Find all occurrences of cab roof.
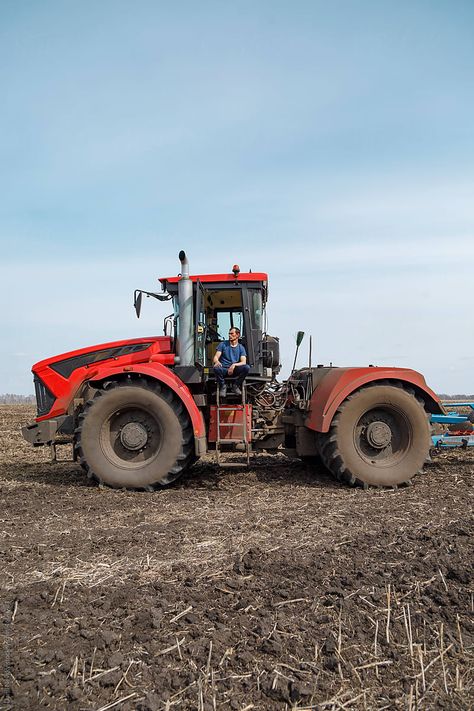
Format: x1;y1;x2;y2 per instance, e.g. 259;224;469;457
159;272;268;287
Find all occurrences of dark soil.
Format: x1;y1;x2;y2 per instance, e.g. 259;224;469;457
1;405;473;710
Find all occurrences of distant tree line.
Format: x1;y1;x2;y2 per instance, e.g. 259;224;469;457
1;393;473;405
0;394;35;404
438;394;474;401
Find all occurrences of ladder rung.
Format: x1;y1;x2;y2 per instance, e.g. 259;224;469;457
218;462;249;468
216;407;246;412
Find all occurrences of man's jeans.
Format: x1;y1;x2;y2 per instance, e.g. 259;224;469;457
214;364;250;388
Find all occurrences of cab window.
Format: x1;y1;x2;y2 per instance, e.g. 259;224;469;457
216;310;244;338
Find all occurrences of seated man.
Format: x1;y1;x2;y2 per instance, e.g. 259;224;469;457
213;327;250;398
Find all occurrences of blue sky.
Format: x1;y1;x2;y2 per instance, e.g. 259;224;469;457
1;1;473;395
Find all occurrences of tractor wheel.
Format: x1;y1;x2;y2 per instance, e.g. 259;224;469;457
318;382;430;488
74;380;195;489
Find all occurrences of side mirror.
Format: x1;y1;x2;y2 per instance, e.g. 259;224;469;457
134;288;171;318
134;290;143;319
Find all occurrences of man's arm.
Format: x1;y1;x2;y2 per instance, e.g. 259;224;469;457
238;344;247;365
228;347;246;373
213;346;223;367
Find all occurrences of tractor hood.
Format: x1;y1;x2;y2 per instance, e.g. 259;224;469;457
32;336;172;379
30;336;175;421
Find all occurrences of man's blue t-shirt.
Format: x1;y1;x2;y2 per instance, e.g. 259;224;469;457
217;341;246;368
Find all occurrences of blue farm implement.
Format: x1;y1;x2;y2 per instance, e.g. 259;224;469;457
431;403;474;449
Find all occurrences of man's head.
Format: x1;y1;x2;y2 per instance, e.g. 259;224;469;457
229;327;240;344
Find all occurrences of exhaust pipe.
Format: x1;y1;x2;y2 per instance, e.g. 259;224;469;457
177;250;194;367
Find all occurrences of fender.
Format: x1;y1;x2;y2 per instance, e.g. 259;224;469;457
87;361;207;439
306;367;444;433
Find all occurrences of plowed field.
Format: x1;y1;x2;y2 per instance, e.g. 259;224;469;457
1;405;473;710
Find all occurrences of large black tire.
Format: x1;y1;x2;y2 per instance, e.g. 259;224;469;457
74;380;195;489
317;382;430;488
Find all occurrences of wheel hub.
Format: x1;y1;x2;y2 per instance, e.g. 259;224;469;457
120;422;148;451
365;421;392;449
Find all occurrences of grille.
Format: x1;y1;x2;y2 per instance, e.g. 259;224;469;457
34;376;56;417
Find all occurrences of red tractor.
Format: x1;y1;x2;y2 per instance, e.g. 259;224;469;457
22;251;443;489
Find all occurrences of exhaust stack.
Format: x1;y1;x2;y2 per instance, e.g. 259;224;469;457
177;250;194;367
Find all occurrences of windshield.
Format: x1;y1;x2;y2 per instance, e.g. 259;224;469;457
216;310;244;338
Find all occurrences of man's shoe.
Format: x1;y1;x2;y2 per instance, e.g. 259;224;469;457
219;386;227;399
233;385;242;396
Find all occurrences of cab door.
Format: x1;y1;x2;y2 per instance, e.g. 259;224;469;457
194;279;207;368
241;286;264;374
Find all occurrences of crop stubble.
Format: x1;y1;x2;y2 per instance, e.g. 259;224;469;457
0;405;473;710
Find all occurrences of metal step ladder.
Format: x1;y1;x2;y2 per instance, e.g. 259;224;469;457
215;384;251;468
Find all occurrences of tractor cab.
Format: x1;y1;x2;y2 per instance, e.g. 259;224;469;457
158;253;280;385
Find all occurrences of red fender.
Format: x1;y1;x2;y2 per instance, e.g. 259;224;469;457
306;367;443;433
87;361;207;438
